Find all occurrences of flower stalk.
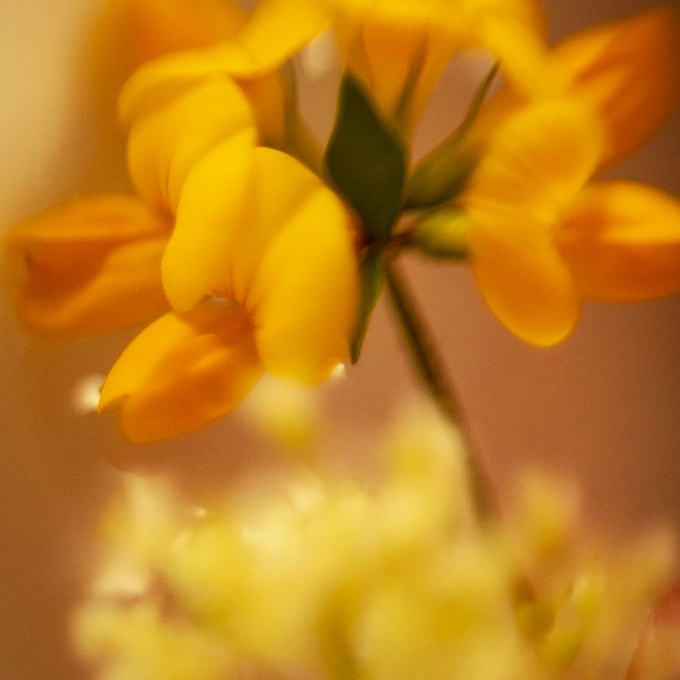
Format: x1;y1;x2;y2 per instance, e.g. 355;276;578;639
383;255;498;522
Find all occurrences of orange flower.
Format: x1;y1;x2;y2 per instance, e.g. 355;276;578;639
3;195;170;335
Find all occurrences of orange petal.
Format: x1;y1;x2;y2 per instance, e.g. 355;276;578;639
553;6;680;167
462;99;599;345
3;194;170;335
556;182;680;302
469;208;581;346
99;300;263;443
626;582;680;680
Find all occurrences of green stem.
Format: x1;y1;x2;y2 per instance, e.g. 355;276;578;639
383;257;498;522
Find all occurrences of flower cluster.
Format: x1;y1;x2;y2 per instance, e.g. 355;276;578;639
72;406;678;680
4;0;680;442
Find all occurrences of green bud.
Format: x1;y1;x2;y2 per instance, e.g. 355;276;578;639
404;63;499;209
411;207;471;260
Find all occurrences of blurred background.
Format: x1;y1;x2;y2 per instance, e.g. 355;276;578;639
1;0;679;677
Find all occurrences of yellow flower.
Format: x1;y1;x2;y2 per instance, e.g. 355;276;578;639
427;7;680;345
99;144;358;442
119;0;550;145
462;99;601;345
3;76;256;337
457;6;680;165
462;97;680;346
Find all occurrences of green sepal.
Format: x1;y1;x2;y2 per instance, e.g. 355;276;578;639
405;146;479;209
411;207;471;261
325;75;407;245
350;247;385;363
404;63;499;209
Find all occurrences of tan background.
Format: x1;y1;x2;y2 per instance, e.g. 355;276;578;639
1;0;679;677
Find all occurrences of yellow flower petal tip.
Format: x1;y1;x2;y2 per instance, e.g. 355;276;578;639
3;195;171;336
98;301;263;443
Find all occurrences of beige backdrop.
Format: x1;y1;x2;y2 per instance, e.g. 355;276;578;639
1;0;679;677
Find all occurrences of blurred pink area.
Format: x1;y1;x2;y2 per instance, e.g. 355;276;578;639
1;0;679;677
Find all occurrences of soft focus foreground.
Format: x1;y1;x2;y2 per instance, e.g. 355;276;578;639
1;0;680;678
73;403;679;680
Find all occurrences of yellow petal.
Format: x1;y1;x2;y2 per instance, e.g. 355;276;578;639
556;182;680;302
462;99;601;345
3;194;170;335
247;148;359;383
127;77;256;213
162;131;257;312
112;0;247;65
553;6;680;167
167;144;358;383
236;0;330;73
99;300;263;443
469;209;581;346
464;98;603;222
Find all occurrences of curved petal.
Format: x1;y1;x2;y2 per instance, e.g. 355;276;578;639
127;77;256;212
99;300;263;443
3;194;170;335
119;0;328;122
462;99;601;345
236;0;330;73
468;209;581;346
162;131;257;312
553;6;680;168
556;182;680;302
166;144;358;383
464;98;603;222
246;148;359;383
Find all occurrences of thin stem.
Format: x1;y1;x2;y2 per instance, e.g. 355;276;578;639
383;257;498;522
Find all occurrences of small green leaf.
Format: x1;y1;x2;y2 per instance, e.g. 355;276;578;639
405;63;499;209
350;247;385;363
325;75;407;245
